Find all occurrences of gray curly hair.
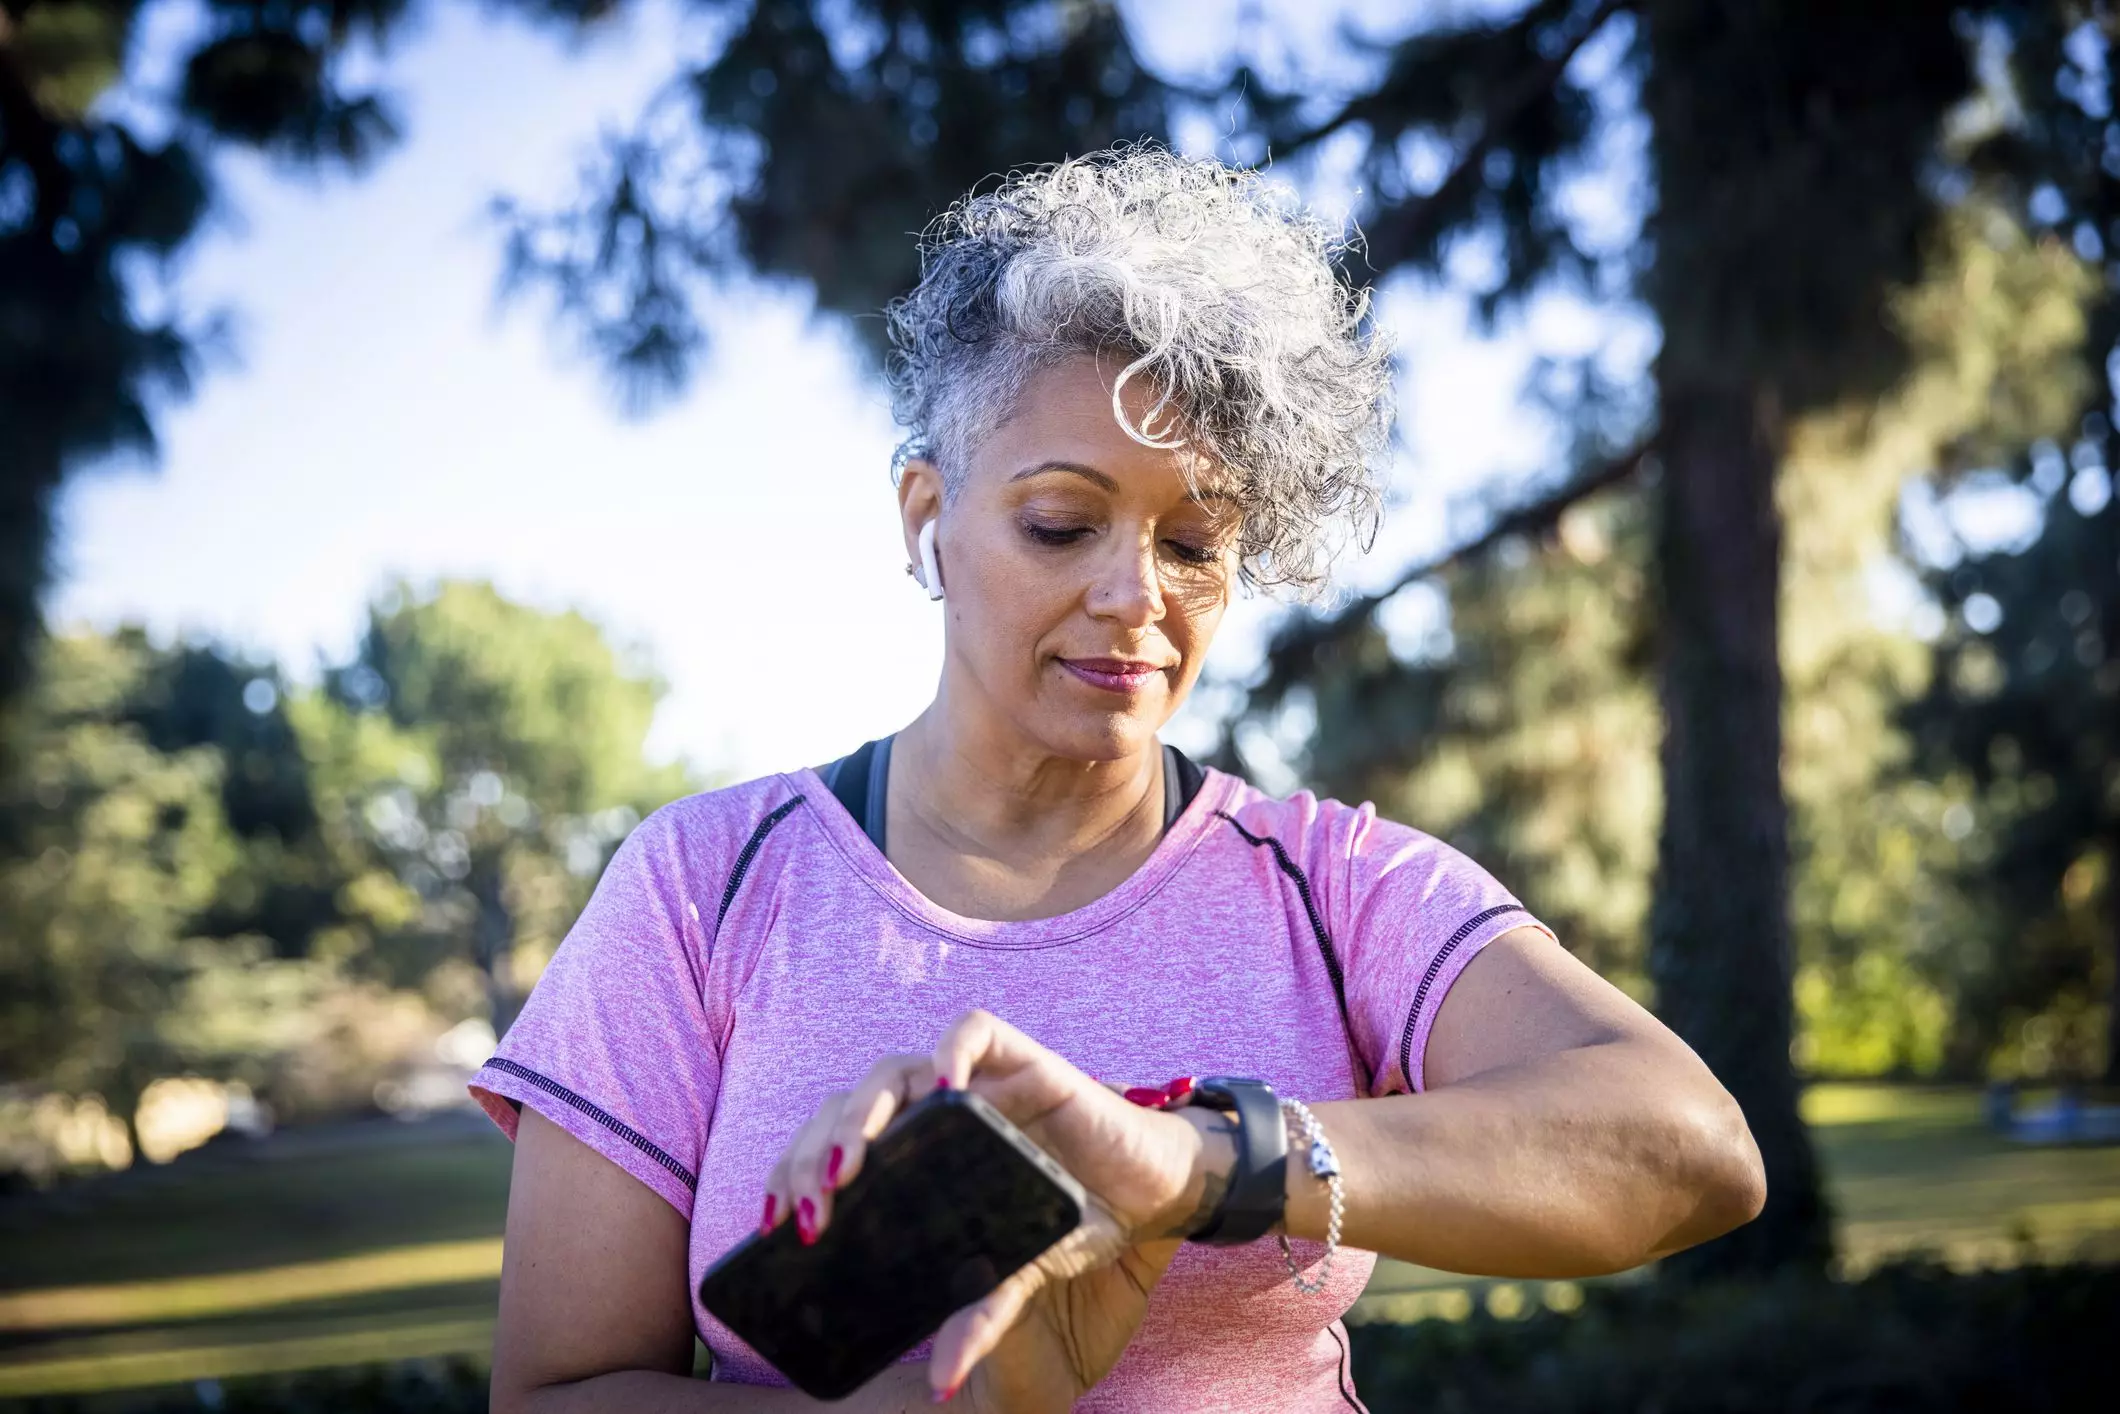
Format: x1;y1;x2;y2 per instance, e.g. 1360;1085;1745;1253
883;142;1396;598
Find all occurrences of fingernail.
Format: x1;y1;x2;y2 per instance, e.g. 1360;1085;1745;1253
826;1146;844;1189
1165;1075;1196;1103
934;1075;951;1091
1124;1086;1171;1108
932;1380;960;1403
760;1194;777;1234
797;1197;817;1245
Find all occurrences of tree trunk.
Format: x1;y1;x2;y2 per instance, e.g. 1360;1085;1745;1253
1647;380;1833;1278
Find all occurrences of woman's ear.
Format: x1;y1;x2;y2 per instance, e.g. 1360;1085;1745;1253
897;458;946;592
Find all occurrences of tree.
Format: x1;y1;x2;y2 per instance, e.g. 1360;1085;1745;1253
1295;494;1662;1003
1900;3;2120;1089
0;0;618;717
1912;458;2120;1083
1289;194;2092;1084
0;628;240;1156
324;579;694;1028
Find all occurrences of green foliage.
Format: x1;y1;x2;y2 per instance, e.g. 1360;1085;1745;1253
1301;497;1659;999
0;630;241;1126
1296;193;2095;1081
321;580;695;1024
0;581;697;1172
1348;1260;2119;1413
1911;475;2119;1080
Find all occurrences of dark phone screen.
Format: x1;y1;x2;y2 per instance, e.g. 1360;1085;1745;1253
697;1090;1084;1400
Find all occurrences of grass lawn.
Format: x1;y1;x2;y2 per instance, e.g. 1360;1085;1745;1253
1;1086;2116;1401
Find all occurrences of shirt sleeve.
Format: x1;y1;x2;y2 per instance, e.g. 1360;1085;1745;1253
469;801;720;1217
1309;797;1556;1096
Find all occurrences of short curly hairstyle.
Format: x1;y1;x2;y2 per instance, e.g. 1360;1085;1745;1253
883;142;1396;598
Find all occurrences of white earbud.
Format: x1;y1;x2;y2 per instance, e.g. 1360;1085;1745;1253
917;518;944;601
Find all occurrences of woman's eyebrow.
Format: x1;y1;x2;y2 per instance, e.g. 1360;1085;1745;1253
1010;459;1118;490
1010;458;1235;506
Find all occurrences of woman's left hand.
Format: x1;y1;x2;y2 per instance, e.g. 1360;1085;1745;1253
758;1009;1222;1408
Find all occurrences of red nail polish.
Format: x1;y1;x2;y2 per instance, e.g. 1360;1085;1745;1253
1124;1086;1171;1108
932;1379;960;1403
797;1197;818;1245
826;1146;844;1189
761;1193;777;1233
1164;1075;1196;1103
934;1075;951;1091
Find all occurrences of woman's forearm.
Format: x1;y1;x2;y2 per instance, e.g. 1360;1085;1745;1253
1288;1037;1766;1277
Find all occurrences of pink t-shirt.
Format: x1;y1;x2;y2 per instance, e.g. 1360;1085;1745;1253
471;761;1550;1412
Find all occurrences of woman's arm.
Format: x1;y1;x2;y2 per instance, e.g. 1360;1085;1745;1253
1282;927;1767;1277
488;1109;935;1414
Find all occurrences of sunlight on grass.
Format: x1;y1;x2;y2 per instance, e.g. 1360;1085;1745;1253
0;1239;502;1332
0;1313;494;1399
1800;1082;1978;1127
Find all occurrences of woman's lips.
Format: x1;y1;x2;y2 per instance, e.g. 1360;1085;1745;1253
1059;658;1166;694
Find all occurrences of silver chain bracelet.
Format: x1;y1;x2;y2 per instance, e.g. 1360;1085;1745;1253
1276;1098;1343;1294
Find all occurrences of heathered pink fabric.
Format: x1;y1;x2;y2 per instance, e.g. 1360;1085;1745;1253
471;761;1550;1412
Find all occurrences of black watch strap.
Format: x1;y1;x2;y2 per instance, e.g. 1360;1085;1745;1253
1185;1076;1288;1246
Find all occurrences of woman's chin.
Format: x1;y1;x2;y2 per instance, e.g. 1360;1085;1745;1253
1027;705;1164;764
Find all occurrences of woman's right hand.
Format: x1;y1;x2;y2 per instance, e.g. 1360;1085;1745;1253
759;1010;1230;1410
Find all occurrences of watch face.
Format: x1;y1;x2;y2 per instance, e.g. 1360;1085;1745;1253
1196;1076;1274;1108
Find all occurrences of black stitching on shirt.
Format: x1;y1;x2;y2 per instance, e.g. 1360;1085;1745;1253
482;1056;697;1190
1215;811;1369;1092
1328;1320;1367;1411
717;795;804;931
1396;903;1530;1089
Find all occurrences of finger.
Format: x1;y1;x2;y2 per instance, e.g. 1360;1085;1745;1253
930;1008;1049;1095
821;1053;932;1196
772;1092;845;1245
928;1265;1041;1400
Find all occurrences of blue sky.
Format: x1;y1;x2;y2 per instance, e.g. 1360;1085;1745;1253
51;0;1645;779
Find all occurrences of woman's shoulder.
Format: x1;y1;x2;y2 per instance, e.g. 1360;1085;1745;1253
1208;769;1438;856
624;768;815;863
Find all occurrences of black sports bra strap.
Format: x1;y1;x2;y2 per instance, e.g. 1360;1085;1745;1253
817;738;881;850
819;734;1204;855
1163;741;1206;824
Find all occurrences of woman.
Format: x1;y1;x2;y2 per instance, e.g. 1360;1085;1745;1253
474;145;1766;1413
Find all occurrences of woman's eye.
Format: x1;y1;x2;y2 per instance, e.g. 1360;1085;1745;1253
1023;522;1092;547
1163;539;1219;567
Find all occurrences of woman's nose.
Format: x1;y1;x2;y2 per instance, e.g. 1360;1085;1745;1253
1085;535;1165;626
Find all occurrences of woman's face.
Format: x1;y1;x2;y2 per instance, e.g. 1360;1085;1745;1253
899;355;1240;763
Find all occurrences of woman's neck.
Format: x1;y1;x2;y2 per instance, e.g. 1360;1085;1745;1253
884;688;1169;920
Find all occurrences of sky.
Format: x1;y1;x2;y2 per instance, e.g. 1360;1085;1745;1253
50;0;1644;780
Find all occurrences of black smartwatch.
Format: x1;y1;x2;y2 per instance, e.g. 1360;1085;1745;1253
1184;1076;1288;1245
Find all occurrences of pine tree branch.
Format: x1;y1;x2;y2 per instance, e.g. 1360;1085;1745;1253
1273;0;1629;168
0;11;69;238
1354;0;1629;267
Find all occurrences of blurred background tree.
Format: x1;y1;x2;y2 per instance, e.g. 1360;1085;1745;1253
0;627;240;1160
0;0;621;716
0;580;694;1165
322;579;692;1029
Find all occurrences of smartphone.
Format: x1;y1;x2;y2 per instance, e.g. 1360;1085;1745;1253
697;1087;1086;1400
